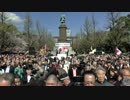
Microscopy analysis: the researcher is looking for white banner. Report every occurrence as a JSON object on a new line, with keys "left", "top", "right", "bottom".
{"left": 57, "top": 54, "right": 67, "bottom": 60}
{"left": 55, "top": 43, "right": 70, "bottom": 47}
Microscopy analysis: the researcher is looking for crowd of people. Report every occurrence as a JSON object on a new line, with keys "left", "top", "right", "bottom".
{"left": 0, "top": 53, "right": 130, "bottom": 86}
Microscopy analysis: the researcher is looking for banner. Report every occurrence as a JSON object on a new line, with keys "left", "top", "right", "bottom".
{"left": 57, "top": 54, "right": 67, "bottom": 60}
{"left": 55, "top": 43, "right": 70, "bottom": 47}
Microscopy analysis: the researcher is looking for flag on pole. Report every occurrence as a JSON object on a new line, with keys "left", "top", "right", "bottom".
{"left": 115, "top": 47, "right": 122, "bottom": 55}
{"left": 90, "top": 46, "right": 93, "bottom": 51}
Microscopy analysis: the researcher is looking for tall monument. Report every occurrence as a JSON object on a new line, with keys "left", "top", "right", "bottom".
{"left": 51, "top": 15, "right": 76, "bottom": 58}
{"left": 58, "top": 15, "right": 67, "bottom": 42}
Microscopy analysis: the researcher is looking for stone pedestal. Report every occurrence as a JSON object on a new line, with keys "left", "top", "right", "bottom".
{"left": 58, "top": 24, "right": 67, "bottom": 42}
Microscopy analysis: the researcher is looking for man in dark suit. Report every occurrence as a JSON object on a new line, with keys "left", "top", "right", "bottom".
{"left": 22, "top": 65, "right": 36, "bottom": 86}
{"left": 66, "top": 49, "right": 69, "bottom": 57}
{"left": 4, "top": 61, "right": 14, "bottom": 74}
{"left": 59, "top": 48, "right": 62, "bottom": 54}
{"left": 68, "top": 62, "right": 81, "bottom": 82}
{"left": 56, "top": 49, "right": 58, "bottom": 56}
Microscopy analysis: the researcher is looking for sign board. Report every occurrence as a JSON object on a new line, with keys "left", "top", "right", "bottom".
{"left": 50, "top": 55, "right": 72, "bottom": 60}
{"left": 55, "top": 43, "right": 70, "bottom": 47}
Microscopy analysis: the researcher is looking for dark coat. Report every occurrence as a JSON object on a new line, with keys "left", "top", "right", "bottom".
{"left": 68, "top": 66, "right": 81, "bottom": 82}
{"left": 114, "top": 81, "right": 122, "bottom": 86}
{"left": 22, "top": 74, "right": 36, "bottom": 85}
{"left": 96, "top": 80, "right": 114, "bottom": 86}
{"left": 3, "top": 66, "right": 14, "bottom": 74}
{"left": 63, "top": 82, "right": 75, "bottom": 86}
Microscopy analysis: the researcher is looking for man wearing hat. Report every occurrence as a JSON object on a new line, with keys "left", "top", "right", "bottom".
{"left": 60, "top": 74, "right": 74, "bottom": 86}
{"left": 22, "top": 65, "right": 36, "bottom": 85}
{"left": 95, "top": 66, "right": 114, "bottom": 86}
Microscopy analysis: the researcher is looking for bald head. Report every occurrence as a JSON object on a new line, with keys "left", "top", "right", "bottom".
{"left": 45, "top": 74, "right": 58, "bottom": 86}
{"left": 121, "top": 68, "right": 130, "bottom": 79}
{"left": 0, "top": 73, "right": 14, "bottom": 86}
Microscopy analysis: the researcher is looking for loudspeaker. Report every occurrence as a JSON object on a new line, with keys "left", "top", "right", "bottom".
{"left": 29, "top": 47, "right": 36, "bottom": 55}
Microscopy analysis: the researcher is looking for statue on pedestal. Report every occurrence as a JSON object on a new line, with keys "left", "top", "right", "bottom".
{"left": 60, "top": 15, "right": 65, "bottom": 24}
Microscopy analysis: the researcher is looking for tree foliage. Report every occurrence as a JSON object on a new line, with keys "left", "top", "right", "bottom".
{"left": 0, "top": 12, "right": 21, "bottom": 51}
{"left": 74, "top": 12, "right": 130, "bottom": 53}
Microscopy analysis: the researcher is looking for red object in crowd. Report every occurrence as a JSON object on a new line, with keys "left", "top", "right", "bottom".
{"left": 52, "top": 64, "right": 59, "bottom": 75}
{"left": 115, "top": 48, "right": 122, "bottom": 55}
{"left": 62, "top": 46, "right": 67, "bottom": 52}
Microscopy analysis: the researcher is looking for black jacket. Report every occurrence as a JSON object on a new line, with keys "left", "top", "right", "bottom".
{"left": 22, "top": 74, "right": 36, "bottom": 85}
{"left": 68, "top": 67, "right": 81, "bottom": 82}
{"left": 3, "top": 66, "right": 14, "bottom": 74}
{"left": 63, "top": 82, "right": 75, "bottom": 86}
{"left": 96, "top": 80, "right": 114, "bottom": 86}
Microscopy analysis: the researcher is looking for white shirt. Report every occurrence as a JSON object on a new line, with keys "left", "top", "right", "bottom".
{"left": 27, "top": 75, "right": 31, "bottom": 83}
{"left": 5, "top": 66, "right": 10, "bottom": 73}
{"left": 44, "top": 65, "right": 48, "bottom": 71}
{"left": 65, "top": 60, "right": 70, "bottom": 65}
{"left": 0, "top": 69, "right": 4, "bottom": 74}
{"left": 72, "top": 68, "right": 77, "bottom": 77}
{"left": 60, "top": 64, "right": 69, "bottom": 74}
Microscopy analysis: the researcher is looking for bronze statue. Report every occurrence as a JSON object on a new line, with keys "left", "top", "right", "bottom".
{"left": 60, "top": 15, "right": 65, "bottom": 24}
